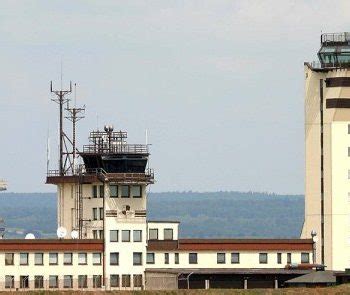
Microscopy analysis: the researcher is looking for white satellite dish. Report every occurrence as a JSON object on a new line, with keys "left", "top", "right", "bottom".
{"left": 25, "top": 233, "right": 35, "bottom": 239}
{"left": 71, "top": 230, "right": 79, "bottom": 239}
{"left": 57, "top": 227, "right": 67, "bottom": 239}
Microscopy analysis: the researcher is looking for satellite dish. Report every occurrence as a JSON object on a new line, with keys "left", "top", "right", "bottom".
{"left": 25, "top": 233, "right": 35, "bottom": 239}
{"left": 71, "top": 230, "right": 79, "bottom": 239}
{"left": 57, "top": 227, "right": 67, "bottom": 239}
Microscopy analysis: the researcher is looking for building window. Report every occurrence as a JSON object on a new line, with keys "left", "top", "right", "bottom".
{"left": 78, "top": 253, "right": 87, "bottom": 265}
{"left": 49, "top": 275, "right": 58, "bottom": 288}
{"left": 64, "top": 275, "right": 73, "bottom": 288}
{"left": 348, "top": 169, "right": 350, "bottom": 180}
{"left": 5, "top": 253, "right": 14, "bottom": 265}
{"left": 110, "top": 230, "right": 118, "bottom": 242}
{"left": 175, "top": 253, "right": 179, "bottom": 264}
{"left": 64, "top": 253, "right": 73, "bottom": 265}
{"left": 20, "top": 276, "right": 29, "bottom": 289}
{"left": 132, "top": 185, "right": 142, "bottom": 198}
{"left": 277, "top": 253, "right": 282, "bottom": 264}
{"left": 110, "top": 252, "right": 119, "bottom": 265}
{"left": 133, "top": 252, "right": 143, "bottom": 265}
{"left": 20, "top": 253, "right": 29, "bottom": 265}
{"left": 93, "top": 275, "right": 102, "bottom": 288}
{"left": 164, "top": 228, "right": 173, "bottom": 240}
{"left": 121, "top": 185, "right": 130, "bottom": 198}
{"left": 133, "top": 230, "right": 142, "bottom": 242}
{"left": 5, "top": 275, "right": 14, "bottom": 289}
{"left": 164, "top": 253, "right": 170, "bottom": 264}
{"left": 146, "top": 252, "right": 155, "bottom": 264}
{"left": 110, "top": 185, "right": 118, "bottom": 198}
{"left": 301, "top": 252, "right": 310, "bottom": 263}
{"left": 93, "top": 230, "right": 98, "bottom": 239}
{"left": 49, "top": 253, "right": 58, "bottom": 265}
{"left": 231, "top": 252, "right": 240, "bottom": 264}
{"left": 34, "top": 276, "right": 44, "bottom": 289}
{"left": 149, "top": 228, "right": 158, "bottom": 240}
{"left": 99, "top": 207, "right": 104, "bottom": 220}
{"left": 93, "top": 208, "right": 98, "bottom": 220}
{"left": 34, "top": 253, "right": 43, "bottom": 265}
{"left": 287, "top": 253, "right": 292, "bottom": 264}
{"left": 133, "top": 274, "right": 143, "bottom": 288}
{"left": 99, "top": 185, "right": 104, "bottom": 198}
{"left": 93, "top": 253, "right": 102, "bottom": 265}
{"left": 78, "top": 275, "right": 88, "bottom": 288}
{"left": 99, "top": 230, "right": 104, "bottom": 239}
{"left": 122, "top": 230, "right": 130, "bottom": 242}
{"left": 122, "top": 275, "right": 131, "bottom": 287}
{"left": 217, "top": 253, "right": 226, "bottom": 264}
{"left": 93, "top": 185, "right": 98, "bottom": 198}
{"left": 189, "top": 253, "right": 198, "bottom": 264}
{"left": 259, "top": 253, "right": 268, "bottom": 264}
{"left": 110, "top": 275, "right": 119, "bottom": 287}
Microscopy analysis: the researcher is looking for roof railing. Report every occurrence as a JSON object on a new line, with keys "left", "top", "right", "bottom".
{"left": 81, "top": 143, "right": 149, "bottom": 154}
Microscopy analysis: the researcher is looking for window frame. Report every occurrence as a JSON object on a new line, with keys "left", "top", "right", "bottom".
{"left": 99, "top": 207, "right": 104, "bottom": 220}
{"left": 110, "top": 274, "right": 120, "bottom": 288}
{"left": 189, "top": 253, "right": 198, "bottom": 264}
{"left": 93, "top": 275, "right": 102, "bottom": 288}
{"left": 175, "top": 252, "right": 179, "bottom": 264}
{"left": 110, "top": 252, "right": 119, "bottom": 265}
{"left": 122, "top": 230, "right": 131, "bottom": 242}
{"left": 122, "top": 275, "right": 131, "bottom": 288}
{"left": 132, "top": 185, "right": 142, "bottom": 198}
{"left": 63, "top": 275, "right": 73, "bottom": 289}
{"left": 287, "top": 252, "right": 292, "bottom": 264}
{"left": 99, "top": 185, "right": 104, "bottom": 198}
{"left": 259, "top": 253, "right": 268, "bottom": 264}
{"left": 20, "top": 253, "right": 29, "bottom": 266}
{"left": 78, "top": 275, "right": 88, "bottom": 289}
{"left": 110, "top": 230, "right": 119, "bottom": 242}
{"left": 133, "top": 252, "right": 143, "bottom": 266}
{"left": 121, "top": 185, "right": 130, "bottom": 198}
{"left": 49, "top": 253, "right": 58, "bottom": 265}
{"left": 93, "top": 253, "right": 102, "bottom": 265}
{"left": 20, "top": 275, "right": 29, "bottom": 289}
{"left": 133, "top": 230, "right": 142, "bottom": 242}
{"left": 301, "top": 252, "right": 310, "bottom": 263}
{"left": 92, "top": 208, "right": 98, "bottom": 220}
{"left": 78, "top": 252, "right": 87, "bottom": 265}
{"left": 217, "top": 253, "right": 226, "bottom": 264}
{"left": 5, "top": 275, "right": 14, "bottom": 289}
{"left": 34, "top": 275, "right": 44, "bottom": 289}
{"left": 164, "top": 228, "right": 174, "bottom": 240}
{"left": 63, "top": 253, "right": 73, "bottom": 265}
{"left": 49, "top": 275, "right": 58, "bottom": 289}
{"left": 133, "top": 274, "right": 143, "bottom": 288}
{"left": 110, "top": 184, "right": 118, "bottom": 198}
{"left": 92, "top": 185, "right": 98, "bottom": 198}
{"left": 34, "top": 253, "right": 44, "bottom": 265}
{"left": 231, "top": 252, "right": 240, "bottom": 264}
{"left": 164, "top": 252, "right": 169, "bottom": 264}
{"left": 146, "top": 252, "right": 155, "bottom": 264}
{"left": 149, "top": 228, "right": 158, "bottom": 240}
{"left": 277, "top": 252, "right": 282, "bottom": 264}
{"left": 5, "top": 253, "right": 14, "bottom": 265}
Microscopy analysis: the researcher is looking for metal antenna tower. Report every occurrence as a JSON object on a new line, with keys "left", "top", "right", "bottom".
{"left": 65, "top": 83, "right": 85, "bottom": 174}
{"left": 50, "top": 80, "right": 72, "bottom": 176}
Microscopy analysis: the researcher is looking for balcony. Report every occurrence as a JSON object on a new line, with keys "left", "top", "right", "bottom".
{"left": 81, "top": 143, "right": 149, "bottom": 155}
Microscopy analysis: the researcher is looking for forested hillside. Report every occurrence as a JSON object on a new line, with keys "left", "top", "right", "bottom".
{"left": 0, "top": 192, "right": 304, "bottom": 238}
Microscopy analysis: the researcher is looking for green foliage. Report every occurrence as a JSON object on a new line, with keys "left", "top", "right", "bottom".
{"left": 0, "top": 191, "right": 304, "bottom": 239}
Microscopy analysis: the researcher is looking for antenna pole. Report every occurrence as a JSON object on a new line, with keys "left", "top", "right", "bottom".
{"left": 50, "top": 80, "right": 72, "bottom": 176}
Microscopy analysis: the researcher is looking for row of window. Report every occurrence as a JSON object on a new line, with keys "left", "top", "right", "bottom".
{"left": 145, "top": 252, "right": 310, "bottom": 265}
{"left": 4, "top": 274, "right": 142, "bottom": 289}
{"left": 149, "top": 228, "right": 174, "bottom": 240}
{"left": 109, "top": 252, "right": 143, "bottom": 266}
{"left": 4, "top": 252, "right": 101, "bottom": 266}
{"left": 92, "top": 185, "right": 142, "bottom": 198}
{"left": 108, "top": 228, "right": 174, "bottom": 242}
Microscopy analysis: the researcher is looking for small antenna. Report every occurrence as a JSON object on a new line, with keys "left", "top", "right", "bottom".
{"left": 145, "top": 129, "right": 148, "bottom": 145}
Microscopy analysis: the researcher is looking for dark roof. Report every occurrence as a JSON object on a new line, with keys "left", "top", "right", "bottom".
{"left": 147, "top": 239, "right": 313, "bottom": 251}
{"left": 146, "top": 268, "right": 311, "bottom": 275}
{"left": 0, "top": 239, "right": 103, "bottom": 251}
{"left": 285, "top": 271, "right": 336, "bottom": 284}
{"left": 147, "top": 220, "right": 180, "bottom": 224}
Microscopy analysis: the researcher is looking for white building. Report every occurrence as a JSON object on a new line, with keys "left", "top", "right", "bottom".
{"left": 301, "top": 32, "right": 350, "bottom": 271}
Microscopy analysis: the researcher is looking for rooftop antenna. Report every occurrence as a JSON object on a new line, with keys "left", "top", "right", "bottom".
{"left": 66, "top": 83, "right": 85, "bottom": 174}
{"left": 50, "top": 80, "right": 72, "bottom": 176}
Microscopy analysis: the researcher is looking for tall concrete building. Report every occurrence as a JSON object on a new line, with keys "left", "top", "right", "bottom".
{"left": 302, "top": 32, "right": 350, "bottom": 270}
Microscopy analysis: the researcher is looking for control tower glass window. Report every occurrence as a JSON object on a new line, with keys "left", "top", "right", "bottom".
{"left": 121, "top": 185, "right": 130, "bottom": 198}
{"left": 110, "top": 185, "right": 118, "bottom": 198}
{"left": 132, "top": 185, "right": 142, "bottom": 198}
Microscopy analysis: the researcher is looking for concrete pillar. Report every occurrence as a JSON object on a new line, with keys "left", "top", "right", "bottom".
{"left": 274, "top": 279, "right": 278, "bottom": 289}
{"left": 244, "top": 279, "right": 248, "bottom": 289}
{"left": 205, "top": 279, "right": 210, "bottom": 289}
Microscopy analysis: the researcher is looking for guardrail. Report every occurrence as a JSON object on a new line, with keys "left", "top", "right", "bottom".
{"left": 82, "top": 144, "right": 149, "bottom": 154}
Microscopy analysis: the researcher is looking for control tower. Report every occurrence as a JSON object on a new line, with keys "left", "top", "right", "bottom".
{"left": 302, "top": 32, "right": 350, "bottom": 270}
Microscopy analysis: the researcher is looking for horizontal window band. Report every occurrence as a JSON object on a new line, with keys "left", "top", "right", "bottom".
{"left": 325, "top": 77, "right": 350, "bottom": 87}
{"left": 326, "top": 98, "right": 350, "bottom": 108}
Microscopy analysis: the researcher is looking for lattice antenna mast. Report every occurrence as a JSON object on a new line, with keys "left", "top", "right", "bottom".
{"left": 65, "top": 83, "right": 85, "bottom": 174}
{"left": 50, "top": 80, "right": 72, "bottom": 176}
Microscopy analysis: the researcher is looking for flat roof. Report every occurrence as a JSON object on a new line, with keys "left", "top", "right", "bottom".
{"left": 147, "top": 220, "right": 180, "bottom": 224}
{"left": 0, "top": 239, "right": 103, "bottom": 251}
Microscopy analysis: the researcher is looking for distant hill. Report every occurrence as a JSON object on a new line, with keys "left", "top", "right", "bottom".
{"left": 0, "top": 192, "right": 304, "bottom": 239}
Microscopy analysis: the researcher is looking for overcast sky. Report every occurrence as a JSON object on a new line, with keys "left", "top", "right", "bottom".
{"left": 0, "top": 1, "right": 349, "bottom": 193}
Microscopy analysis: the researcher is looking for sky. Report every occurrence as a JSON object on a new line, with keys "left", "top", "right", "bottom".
{"left": 0, "top": 1, "right": 350, "bottom": 194}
